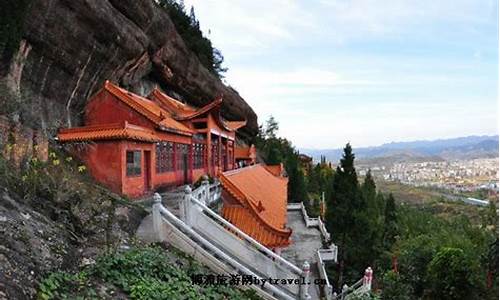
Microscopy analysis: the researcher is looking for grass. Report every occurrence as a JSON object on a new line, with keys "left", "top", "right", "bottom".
{"left": 38, "top": 245, "right": 261, "bottom": 300}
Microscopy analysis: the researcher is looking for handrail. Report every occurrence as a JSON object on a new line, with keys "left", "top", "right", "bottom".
{"left": 317, "top": 249, "right": 334, "bottom": 299}
{"left": 189, "top": 195, "right": 302, "bottom": 275}
{"left": 332, "top": 279, "right": 362, "bottom": 300}
{"left": 288, "top": 201, "right": 332, "bottom": 244}
{"left": 332, "top": 267, "right": 373, "bottom": 300}
{"left": 156, "top": 201, "right": 296, "bottom": 300}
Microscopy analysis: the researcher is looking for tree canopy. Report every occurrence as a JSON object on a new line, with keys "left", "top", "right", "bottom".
{"left": 157, "top": 0, "right": 227, "bottom": 78}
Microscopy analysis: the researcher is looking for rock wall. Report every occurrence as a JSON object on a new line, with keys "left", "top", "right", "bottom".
{"left": 3, "top": 0, "right": 257, "bottom": 139}
{"left": 0, "top": 115, "right": 48, "bottom": 168}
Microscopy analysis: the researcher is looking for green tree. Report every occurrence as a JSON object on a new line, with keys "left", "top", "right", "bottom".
{"left": 286, "top": 152, "right": 307, "bottom": 203}
{"left": 355, "top": 171, "right": 385, "bottom": 270}
{"left": 382, "top": 193, "right": 398, "bottom": 250}
{"left": 427, "top": 247, "right": 477, "bottom": 300}
{"left": 326, "top": 143, "right": 362, "bottom": 284}
{"left": 157, "top": 0, "right": 227, "bottom": 78}
{"left": 397, "top": 234, "right": 437, "bottom": 298}
{"left": 264, "top": 115, "right": 279, "bottom": 139}
{"left": 482, "top": 201, "right": 498, "bottom": 234}
{"left": 255, "top": 116, "right": 308, "bottom": 204}
{"left": 380, "top": 271, "right": 412, "bottom": 300}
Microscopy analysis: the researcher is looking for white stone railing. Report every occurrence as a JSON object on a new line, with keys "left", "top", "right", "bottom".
{"left": 190, "top": 176, "right": 221, "bottom": 206}
{"left": 331, "top": 267, "right": 373, "bottom": 300}
{"left": 182, "top": 185, "right": 309, "bottom": 298}
{"left": 289, "top": 201, "right": 345, "bottom": 299}
{"left": 316, "top": 246, "right": 335, "bottom": 299}
{"left": 153, "top": 184, "right": 313, "bottom": 300}
{"left": 152, "top": 195, "right": 291, "bottom": 299}
{"left": 287, "top": 201, "right": 331, "bottom": 243}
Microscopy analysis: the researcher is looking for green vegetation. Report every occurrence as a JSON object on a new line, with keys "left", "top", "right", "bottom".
{"left": 376, "top": 180, "right": 491, "bottom": 224}
{"left": 325, "top": 144, "right": 387, "bottom": 283}
{"left": 306, "top": 156, "right": 334, "bottom": 217}
{"left": 38, "top": 246, "right": 260, "bottom": 299}
{"left": 157, "top": 0, "right": 227, "bottom": 78}
{"left": 320, "top": 144, "right": 499, "bottom": 299}
{"left": 255, "top": 116, "right": 308, "bottom": 203}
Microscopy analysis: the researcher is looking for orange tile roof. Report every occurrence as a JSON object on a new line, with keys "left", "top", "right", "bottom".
{"left": 149, "top": 88, "right": 246, "bottom": 133}
{"left": 176, "top": 97, "right": 223, "bottom": 121}
{"left": 149, "top": 88, "right": 196, "bottom": 116}
{"left": 234, "top": 145, "right": 256, "bottom": 160}
{"left": 220, "top": 164, "right": 291, "bottom": 248}
{"left": 234, "top": 147, "right": 250, "bottom": 159}
{"left": 103, "top": 81, "right": 193, "bottom": 136}
{"left": 263, "top": 164, "right": 285, "bottom": 177}
{"left": 58, "top": 122, "right": 160, "bottom": 142}
{"left": 149, "top": 87, "right": 221, "bottom": 120}
{"left": 225, "top": 120, "right": 247, "bottom": 131}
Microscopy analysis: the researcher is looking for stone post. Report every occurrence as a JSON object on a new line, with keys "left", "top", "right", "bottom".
{"left": 341, "top": 284, "right": 348, "bottom": 300}
{"left": 183, "top": 185, "right": 193, "bottom": 226}
{"left": 214, "top": 177, "right": 221, "bottom": 202}
{"left": 301, "top": 261, "right": 311, "bottom": 300}
{"left": 202, "top": 175, "right": 210, "bottom": 205}
{"left": 152, "top": 193, "right": 164, "bottom": 241}
{"left": 327, "top": 285, "right": 333, "bottom": 300}
{"left": 363, "top": 267, "right": 373, "bottom": 291}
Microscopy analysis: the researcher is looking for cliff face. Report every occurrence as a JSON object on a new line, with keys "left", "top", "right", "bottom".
{"left": 4, "top": 0, "right": 257, "bottom": 139}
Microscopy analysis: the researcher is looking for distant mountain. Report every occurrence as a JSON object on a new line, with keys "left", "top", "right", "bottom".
{"left": 301, "top": 135, "right": 499, "bottom": 163}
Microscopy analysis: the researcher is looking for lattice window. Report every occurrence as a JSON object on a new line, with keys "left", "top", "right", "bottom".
{"left": 193, "top": 143, "right": 206, "bottom": 169}
{"left": 155, "top": 142, "right": 174, "bottom": 173}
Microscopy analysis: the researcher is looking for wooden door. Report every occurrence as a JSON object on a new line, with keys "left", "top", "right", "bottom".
{"left": 144, "top": 150, "right": 151, "bottom": 191}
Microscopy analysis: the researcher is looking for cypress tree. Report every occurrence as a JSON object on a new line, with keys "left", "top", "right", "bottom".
{"left": 383, "top": 193, "right": 398, "bottom": 249}
{"left": 326, "top": 143, "right": 361, "bottom": 285}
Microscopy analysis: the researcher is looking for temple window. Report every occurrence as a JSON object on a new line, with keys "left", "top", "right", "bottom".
{"left": 193, "top": 143, "right": 205, "bottom": 169}
{"left": 126, "top": 150, "right": 141, "bottom": 176}
{"left": 156, "top": 142, "right": 174, "bottom": 173}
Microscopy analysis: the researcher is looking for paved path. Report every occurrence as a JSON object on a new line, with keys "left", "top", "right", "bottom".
{"left": 282, "top": 210, "right": 324, "bottom": 299}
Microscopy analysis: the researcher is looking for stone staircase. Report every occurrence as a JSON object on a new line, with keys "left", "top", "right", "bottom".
{"left": 136, "top": 183, "right": 372, "bottom": 300}
{"left": 137, "top": 183, "right": 311, "bottom": 299}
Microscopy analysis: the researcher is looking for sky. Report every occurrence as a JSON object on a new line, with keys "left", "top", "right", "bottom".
{"left": 183, "top": 0, "right": 498, "bottom": 149}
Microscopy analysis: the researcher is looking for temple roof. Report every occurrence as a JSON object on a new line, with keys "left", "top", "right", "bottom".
{"left": 149, "top": 87, "right": 246, "bottom": 132}
{"left": 220, "top": 164, "right": 291, "bottom": 248}
{"left": 263, "top": 164, "right": 286, "bottom": 177}
{"left": 58, "top": 122, "right": 160, "bottom": 142}
{"left": 149, "top": 88, "right": 197, "bottom": 117}
{"left": 104, "top": 81, "right": 193, "bottom": 136}
{"left": 234, "top": 145, "right": 256, "bottom": 160}
{"left": 225, "top": 120, "right": 247, "bottom": 131}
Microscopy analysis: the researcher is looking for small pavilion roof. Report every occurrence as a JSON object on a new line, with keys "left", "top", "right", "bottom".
{"left": 57, "top": 122, "right": 160, "bottom": 142}
{"left": 149, "top": 88, "right": 197, "bottom": 117}
{"left": 234, "top": 145, "right": 256, "bottom": 160}
{"left": 103, "top": 81, "right": 193, "bottom": 136}
{"left": 220, "top": 164, "right": 291, "bottom": 248}
{"left": 263, "top": 164, "right": 286, "bottom": 177}
{"left": 224, "top": 120, "right": 247, "bottom": 131}
{"left": 149, "top": 88, "right": 246, "bottom": 132}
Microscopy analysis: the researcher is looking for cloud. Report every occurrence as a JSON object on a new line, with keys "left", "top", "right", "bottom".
{"left": 179, "top": 0, "right": 497, "bottom": 148}
{"left": 183, "top": 0, "right": 317, "bottom": 54}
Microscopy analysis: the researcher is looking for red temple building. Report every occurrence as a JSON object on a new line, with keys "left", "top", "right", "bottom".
{"left": 219, "top": 164, "right": 292, "bottom": 250}
{"left": 58, "top": 81, "right": 246, "bottom": 198}
{"left": 234, "top": 144, "right": 257, "bottom": 167}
